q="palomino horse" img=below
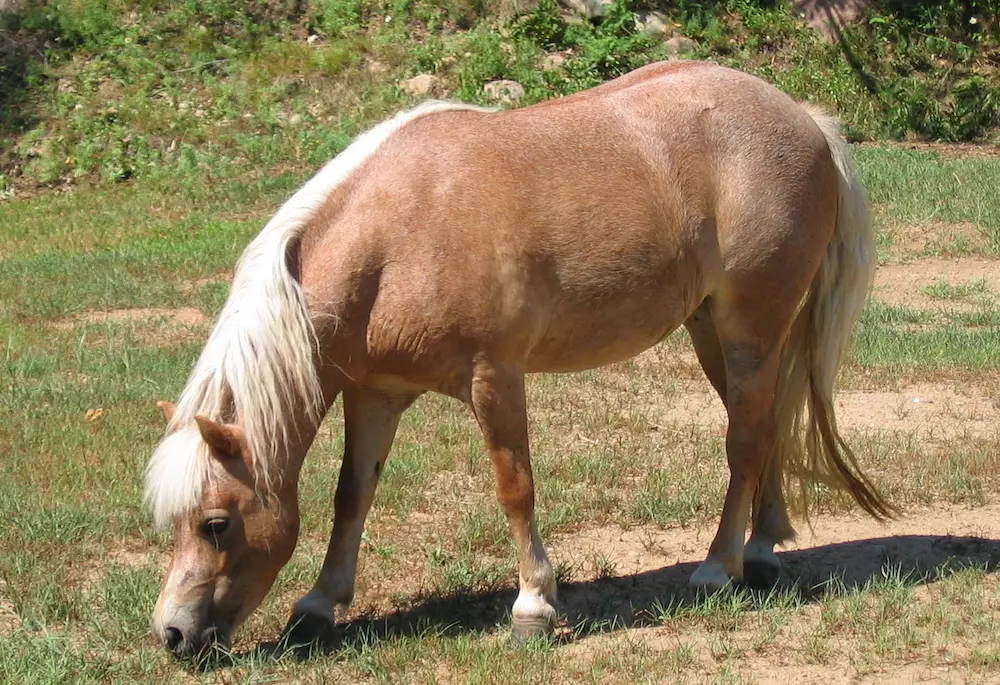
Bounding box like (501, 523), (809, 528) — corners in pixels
(146, 60), (890, 657)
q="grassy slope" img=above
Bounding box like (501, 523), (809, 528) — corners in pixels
(0, 0), (998, 195)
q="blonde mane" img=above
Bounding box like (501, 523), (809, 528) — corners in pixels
(144, 100), (493, 527)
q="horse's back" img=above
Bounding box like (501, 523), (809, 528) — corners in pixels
(302, 62), (839, 390)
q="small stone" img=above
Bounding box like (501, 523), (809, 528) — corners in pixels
(664, 36), (697, 56)
(402, 73), (439, 97)
(288, 113), (303, 127)
(483, 79), (525, 106)
(307, 34), (319, 45)
(562, 0), (607, 19)
(634, 10), (671, 39)
(541, 53), (566, 71)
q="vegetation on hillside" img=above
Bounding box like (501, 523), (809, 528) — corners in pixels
(0, 0), (997, 194)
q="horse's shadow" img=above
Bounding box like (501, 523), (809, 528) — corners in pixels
(254, 532), (1000, 659)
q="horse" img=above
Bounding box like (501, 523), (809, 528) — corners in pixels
(145, 60), (890, 658)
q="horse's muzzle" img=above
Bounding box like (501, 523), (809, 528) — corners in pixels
(158, 621), (227, 660)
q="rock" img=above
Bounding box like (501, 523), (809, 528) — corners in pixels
(634, 11), (671, 40)
(664, 36), (697, 56)
(483, 80), (525, 106)
(493, 0), (541, 21)
(791, 0), (867, 42)
(288, 113), (303, 127)
(562, 0), (607, 19)
(541, 53), (566, 71)
(307, 34), (319, 45)
(402, 74), (439, 97)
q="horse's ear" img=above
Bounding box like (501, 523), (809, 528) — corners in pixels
(156, 401), (176, 423)
(194, 415), (242, 460)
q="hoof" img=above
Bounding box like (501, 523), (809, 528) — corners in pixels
(511, 614), (557, 643)
(279, 612), (337, 653)
(742, 559), (781, 590)
(689, 560), (736, 593)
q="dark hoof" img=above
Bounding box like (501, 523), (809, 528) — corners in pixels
(510, 614), (557, 643)
(279, 612), (337, 655)
(742, 560), (781, 590)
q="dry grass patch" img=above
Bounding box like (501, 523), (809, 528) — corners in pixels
(881, 222), (994, 261)
(50, 307), (210, 346)
(873, 258), (1000, 310)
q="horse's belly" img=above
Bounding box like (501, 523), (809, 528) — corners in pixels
(524, 293), (690, 373)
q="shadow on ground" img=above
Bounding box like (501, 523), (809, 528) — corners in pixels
(246, 532), (1000, 661)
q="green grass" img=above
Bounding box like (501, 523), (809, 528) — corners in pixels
(3, 71), (1000, 684)
(923, 278), (990, 302)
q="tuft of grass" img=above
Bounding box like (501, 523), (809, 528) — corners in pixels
(923, 277), (990, 302)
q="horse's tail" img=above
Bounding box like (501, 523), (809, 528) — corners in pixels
(768, 107), (893, 522)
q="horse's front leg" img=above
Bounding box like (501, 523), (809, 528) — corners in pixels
(470, 362), (558, 640)
(284, 386), (418, 644)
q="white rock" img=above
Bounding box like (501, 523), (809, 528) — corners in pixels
(562, 0), (607, 18)
(402, 74), (439, 97)
(483, 79), (525, 105)
(541, 53), (566, 71)
(634, 11), (670, 39)
(664, 35), (697, 55)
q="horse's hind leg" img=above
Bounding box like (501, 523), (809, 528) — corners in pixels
(285, 385), (419, 644)
(687, 298), (791, 591)
(686, 301), (793, 590)
(743, 455), (795, 588)
(470, 361), (557, 640)
(685, 301), (727, 403)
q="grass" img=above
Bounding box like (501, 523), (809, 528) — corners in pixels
(3, 61), (1000, 685)
(1, 0), (997, 196)
(923, 278), (990, 302)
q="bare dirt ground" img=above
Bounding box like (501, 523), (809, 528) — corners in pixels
(658, 379), (999, 442)
(552, 500), (1000, 603)
(550, 500), (1000, 683)
(873, 258), (1000, 309)
(883, 223), (994, 261)
(0, 581), (19, 639)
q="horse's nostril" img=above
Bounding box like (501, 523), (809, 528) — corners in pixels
(164, 626), (184, 652)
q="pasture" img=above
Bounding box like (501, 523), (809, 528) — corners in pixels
(2, 141), (1000, 684)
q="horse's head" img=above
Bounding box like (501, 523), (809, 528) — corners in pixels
(149, 401), (300, 659)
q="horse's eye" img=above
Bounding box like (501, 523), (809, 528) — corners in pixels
(201, 517), (230, 538)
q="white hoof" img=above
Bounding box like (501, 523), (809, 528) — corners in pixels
(689, 559), (736, 591)
(511, 590), (558, 638)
